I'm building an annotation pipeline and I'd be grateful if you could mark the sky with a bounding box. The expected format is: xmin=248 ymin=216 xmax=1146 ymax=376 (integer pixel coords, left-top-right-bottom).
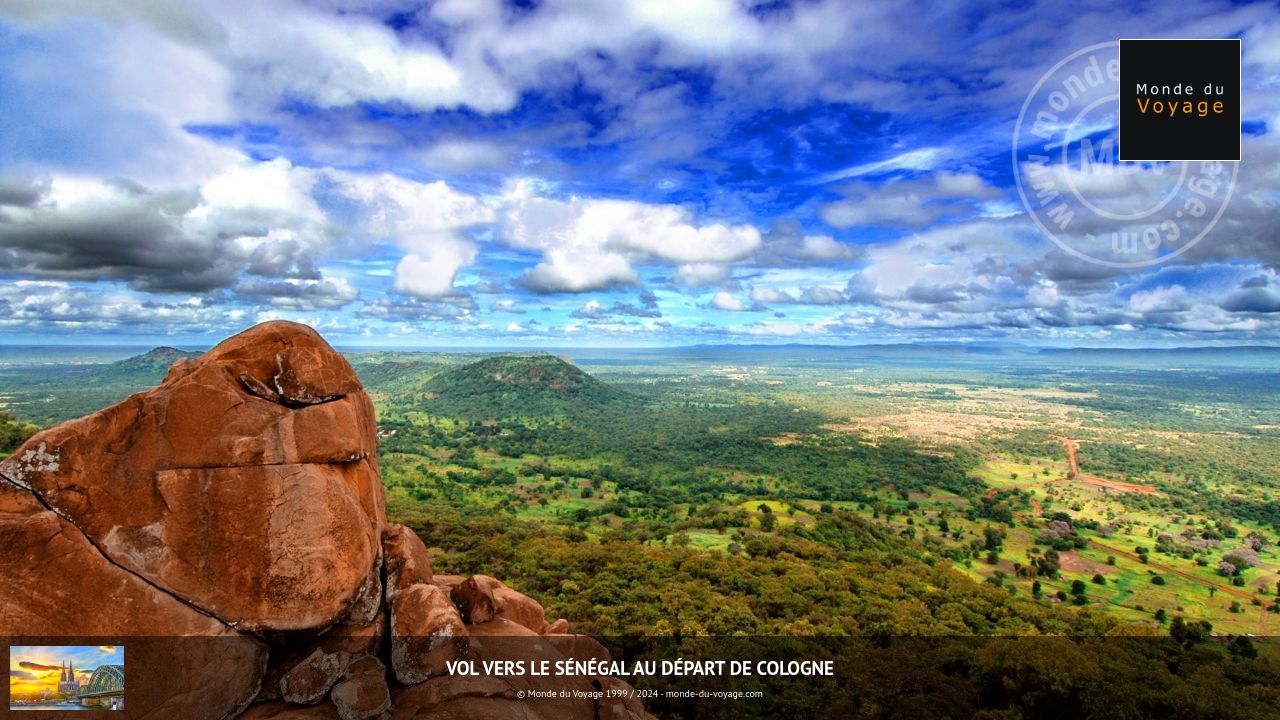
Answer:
xmin=8 ymin=645 xmax=122 ymax=698
xmin=0 ymin=0 xmax=1278 ymax=347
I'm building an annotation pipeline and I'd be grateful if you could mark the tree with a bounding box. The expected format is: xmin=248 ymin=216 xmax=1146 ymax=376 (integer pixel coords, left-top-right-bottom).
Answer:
xmin=759 ymin=513 xmax=777 ymax=532
xmin=1091 ymin=573 xmax=1106 ymax=585
xmin=1229 ymin=635 xmax=1258 ymax=659
xmin=1169 ymin=616 xmax=1211 ymax=645
xmin=1151 ymin=575 xmax=1166 ymax=586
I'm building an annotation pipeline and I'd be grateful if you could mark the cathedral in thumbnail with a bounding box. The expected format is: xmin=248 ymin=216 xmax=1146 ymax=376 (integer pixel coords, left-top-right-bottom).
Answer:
xmin=57 ymin=661 xmax=80 ymax=696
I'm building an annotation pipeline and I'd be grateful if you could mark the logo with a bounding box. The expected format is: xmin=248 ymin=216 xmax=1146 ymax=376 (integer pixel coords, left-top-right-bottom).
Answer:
xmin=1119 ymin=39 xmax=1241 ymax=161
xmin=1013 ymin=42 xmax=1237 ymax=268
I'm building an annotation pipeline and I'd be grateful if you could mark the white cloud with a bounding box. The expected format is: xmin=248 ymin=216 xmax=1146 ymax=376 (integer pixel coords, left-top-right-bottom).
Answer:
xmin=518 ymin=249 xmax=639 ymax=293
xmin=392 ymin=244 xmax=476 ymax=299
xmin=571 ymin=299 xmax=606 ymax=319
xmin=710 ymin=291 xmax=746 ymax=311
xmin=501 ymin=181 xmax=760 ymax=293
xmin=1128 ymin=285 xmax=1193 ymax=314
xmin=488 ymin=298 xmax=523 ymax=313
xmin=332 ymin=171 xmax=493 ymax=298
xmin=814 ymin=147 xmax=946 ymax=184
xmin=749 ymin=287 xmax=795 ymax=304
xmin=675 ymin=262 xmax=732 ymax=287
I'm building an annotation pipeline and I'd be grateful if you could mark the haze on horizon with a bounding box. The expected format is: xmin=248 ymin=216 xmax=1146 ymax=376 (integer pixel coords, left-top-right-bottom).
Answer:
xmin=0 ymin=1 xmax=1278 ymax=348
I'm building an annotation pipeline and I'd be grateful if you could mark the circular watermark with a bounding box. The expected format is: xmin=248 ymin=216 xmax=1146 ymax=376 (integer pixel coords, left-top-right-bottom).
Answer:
xmin=1012 ymin=41 xmax=1237 ymax=268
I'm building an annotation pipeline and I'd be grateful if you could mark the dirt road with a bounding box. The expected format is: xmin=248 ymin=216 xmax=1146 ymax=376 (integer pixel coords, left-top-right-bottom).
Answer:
xmin=1053 ymin=435 xmax=1158 ymax=494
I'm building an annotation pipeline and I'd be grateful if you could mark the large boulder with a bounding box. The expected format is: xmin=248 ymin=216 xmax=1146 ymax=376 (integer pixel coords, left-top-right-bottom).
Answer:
xmin=330 ymin=654 xmax=392 ymax=720
xmin=0 ymin=321 xmax=385 ymax=636
xmin=390 ymin=583 xmax=467 ymax=685
xmin=0 ymin=481 xmax=268 ymax=720
xmin=451 ymin=574 xmax=549 ymax=634
xmin=383 ymin=523 xmax=434 ymax=596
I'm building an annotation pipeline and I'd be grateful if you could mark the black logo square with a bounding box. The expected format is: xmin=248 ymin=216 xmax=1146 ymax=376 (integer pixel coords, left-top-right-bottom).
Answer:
xmin=1119 ymin=38 xmax=1240 ymax=161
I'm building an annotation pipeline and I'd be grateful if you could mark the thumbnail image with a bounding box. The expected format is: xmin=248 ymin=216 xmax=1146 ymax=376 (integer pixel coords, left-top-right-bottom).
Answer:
xmin=9 ymin=646 xmax=124 ymax=711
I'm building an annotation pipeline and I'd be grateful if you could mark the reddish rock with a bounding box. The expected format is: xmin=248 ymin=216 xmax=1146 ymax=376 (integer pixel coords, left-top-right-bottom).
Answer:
xmin=343 ymin=562 xmax=385 ymax=628
xmin=331 ymin=655 xmax=392 ymax=720
xmin=451 ymin=574 xmax=549 ymax=633
xmin=390 ymin=583 xmax=467 ymax=684
xmin=257 ymin=613 xmax=385 ymax=705
xmin=279 ymin=647 xmax=349 ymax=705
xmin=465 ymin=617 xmax=542 ymax=638
xmin=382 ymin=523 xmax=433 ymax=597
xmin=431 ymin=574 xmax=466 ymax=592
xmin=0 ymin=481 xmax=268 ymax=720
xmin=0 ymin=321 xmax=385 ymax=635
xmin=545 ymin=618 xmax=570 ymax=634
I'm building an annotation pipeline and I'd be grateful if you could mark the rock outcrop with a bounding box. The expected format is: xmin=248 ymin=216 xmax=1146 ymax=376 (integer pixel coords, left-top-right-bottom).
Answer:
xmin=0 ymin=321 xmax=652 ymax=720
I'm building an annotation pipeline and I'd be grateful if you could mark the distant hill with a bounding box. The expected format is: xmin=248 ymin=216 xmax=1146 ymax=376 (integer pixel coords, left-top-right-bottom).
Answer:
xmin=421 ymin=354 xmax=630 ymax=419
xmin=90 ymin=346 xmax=200 ymax=385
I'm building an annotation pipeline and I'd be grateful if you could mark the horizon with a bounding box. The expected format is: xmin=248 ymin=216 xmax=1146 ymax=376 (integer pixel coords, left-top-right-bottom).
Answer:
xmin=4 ymin=336 xmax=1280 ymax=353
xmin=1 ymin=2 xmax=1278 ymax=347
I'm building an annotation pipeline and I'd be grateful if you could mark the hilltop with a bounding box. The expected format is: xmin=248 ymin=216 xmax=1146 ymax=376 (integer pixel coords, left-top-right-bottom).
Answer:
xmin=89 ymin=346 xmax=200 ymax=384
xmin=421 ymin=353 xmax=631 ymax=419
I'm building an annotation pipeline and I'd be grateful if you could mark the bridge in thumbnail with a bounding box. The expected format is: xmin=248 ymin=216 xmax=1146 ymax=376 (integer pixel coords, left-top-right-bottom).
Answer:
xmin=75 ymin=664 xmax=125 ymax=710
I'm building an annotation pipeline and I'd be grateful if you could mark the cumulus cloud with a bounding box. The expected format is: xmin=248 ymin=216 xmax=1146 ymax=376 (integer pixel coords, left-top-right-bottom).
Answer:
xmin=750 ymin=284 xmax=846 ymax=306
xmin=332 ymin=171 xmax=493 ymax=298
xmin=517 ymin=249 xmax=639 ymax=293
xmin=710 ymin=291 xmax=760 ymax=312
xmin=0 ymin=160 xmax=339 ymax=298
xmin=501 ymin=182 xmax=760 ymax=293
xmin=752 ymin=220 xmax=862 ymax=267
xmin=749 ymin=287 xmax=795 ymax=305
xmin=674 ymin=262 xmax=733 ymax=288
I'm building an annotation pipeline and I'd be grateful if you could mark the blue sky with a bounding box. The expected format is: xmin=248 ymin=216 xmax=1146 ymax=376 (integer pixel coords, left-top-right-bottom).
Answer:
xmin=0 ymin=0 xmax=1278 ymax=347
